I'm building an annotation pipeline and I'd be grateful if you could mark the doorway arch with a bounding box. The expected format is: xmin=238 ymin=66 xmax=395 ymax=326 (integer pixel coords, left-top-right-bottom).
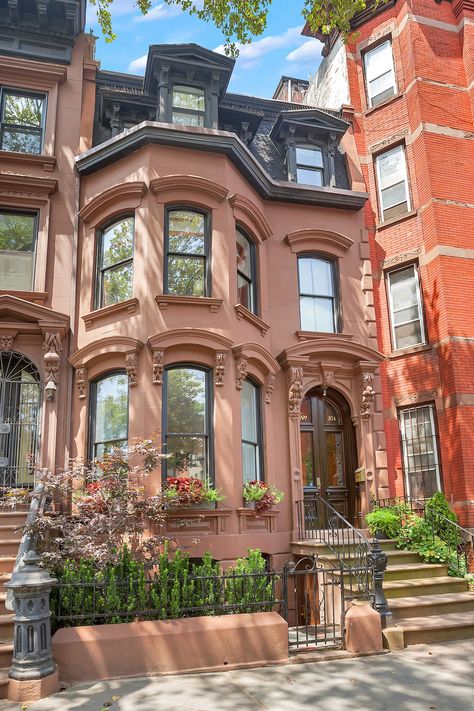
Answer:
xmin=300 ymin=387 xmax=357 ymax=523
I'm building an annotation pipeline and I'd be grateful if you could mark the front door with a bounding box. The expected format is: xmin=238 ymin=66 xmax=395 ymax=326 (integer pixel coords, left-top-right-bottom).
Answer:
xmin=300 ymin=388 xmax=356 ymax=523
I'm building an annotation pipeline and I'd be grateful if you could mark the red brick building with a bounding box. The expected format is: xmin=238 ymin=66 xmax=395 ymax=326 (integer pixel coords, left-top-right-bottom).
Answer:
xmin=301 ymin=0 xmax=474 ymax=526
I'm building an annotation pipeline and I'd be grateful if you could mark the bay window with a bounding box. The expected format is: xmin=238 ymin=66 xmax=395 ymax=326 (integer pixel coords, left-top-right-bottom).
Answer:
xmin=165 ymin=209 xmax=209 ymax=296
xmin=375 ymin=145 xmax=410 ymax=222
xmin=96 ymin=216 xmax=134 ymax=308
xmin=89 ymin=372 xmax=129 ymax=460
xmin=0 ymin=89 xmax=46 ymax=154
xmin=0 ymin=210 xmax=38 ymax=291
xmin=364 ymin=40 xmax=397 ymax=108
xmin=298 ymin=255 xmax=338 ymax=333
xmin=241 ymin=379 xmax=263 ymax=483
xmin=387 ymin=264 xmax=425 ymax=350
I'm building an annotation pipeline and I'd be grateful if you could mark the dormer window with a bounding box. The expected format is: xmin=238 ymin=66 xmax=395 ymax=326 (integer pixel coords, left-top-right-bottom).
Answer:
xmin=296 ymin=146 xmax=325 ymax=187
xmin=172 ymin=86 xmax=205 ymax=127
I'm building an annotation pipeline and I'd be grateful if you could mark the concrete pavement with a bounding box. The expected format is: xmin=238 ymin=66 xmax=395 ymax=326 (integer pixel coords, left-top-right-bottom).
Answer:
xmin=14 ymin=640 xmax=474 ymax=710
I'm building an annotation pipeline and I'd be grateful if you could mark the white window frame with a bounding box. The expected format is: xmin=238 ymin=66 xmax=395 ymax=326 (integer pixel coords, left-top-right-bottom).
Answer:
xmin=387 ymin=263 xmax=426 ymax=351
xmin=398 ymin=403 xmax=442 ymax=499
xmin=375 ymin=144 xmax=411 ymax=222
xmin=364 ymin=39 xmax=397 ymax=108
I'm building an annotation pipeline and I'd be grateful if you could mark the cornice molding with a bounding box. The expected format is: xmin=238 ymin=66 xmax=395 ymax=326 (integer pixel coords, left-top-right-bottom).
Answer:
xmin=148 ymin=328 xmax=233 ymax=352
xmin=0 ymin=152 xmax=56 ymax=173
xmin=278 ymin=335 xmax=385 ymax=367
xmin=155 ymin=294 xmax=223 ymax=312
xmin=75 ymin=123 xmax=368 ymax=211
xmin=0 ymin=295 xmax=68 ymax=336
xmin=285 ymin=228 xmax=353 ymax=255
xmin=82 ymin=298 xmax=139 ymax=330
xmin=69 ymin=337 xmax=144 ymax=368
xmin=229 ymin=193 xmax=272 ymax=242
xmin=0 ymin=56 xmax=67 ymax=88
xmin=232 ymin=342 xmax=279 ymax=375
xmin=150 ymin=175 xmax=229 ymax=204
xmin=79 ymin=181 xmax=147 ymax=225
xmin=0 ymin=173 xmax=58 ymax=203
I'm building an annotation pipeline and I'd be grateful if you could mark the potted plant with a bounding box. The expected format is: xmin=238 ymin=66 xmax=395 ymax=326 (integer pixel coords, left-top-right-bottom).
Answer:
xmin=162 ymin=476 xmax=223 ymax=509
xmin=242 ymin=481 xmax=284 ymax=514
xmin=365 ymin=507 xmax=401 ymax=540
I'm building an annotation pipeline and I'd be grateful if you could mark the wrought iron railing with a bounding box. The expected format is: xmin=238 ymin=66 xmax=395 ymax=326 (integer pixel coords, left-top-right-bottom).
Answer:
xmin=296 ymin=492 xmax=374 ymax=600
xmin=373 ymin=495 xmax=474 ymax=578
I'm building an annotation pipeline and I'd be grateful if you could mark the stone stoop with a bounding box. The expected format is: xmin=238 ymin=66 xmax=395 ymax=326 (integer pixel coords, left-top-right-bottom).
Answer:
xmin=0 ymin=510 xmax=26 ymax=699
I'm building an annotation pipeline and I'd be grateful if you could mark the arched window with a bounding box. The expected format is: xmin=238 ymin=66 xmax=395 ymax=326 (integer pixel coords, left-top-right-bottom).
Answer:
xmin=95 ymin=216 xmax=134 ymax=309
xmin=165 ymin=209 xmax=210 ymax=297
xmin=236 ymin=227 xmax=257 ymax=314
xmin=0 ymin=352 xmax=40 ymax=488
xmin=298 ymin=255 xmax=339 ymax=333
xmin=89 ymin=371 xmax=128 ymax=459
xmin=163 ymin=365 xmax=213 ymax=482
xmin=240 ymin=379 xmax=263 ymax=482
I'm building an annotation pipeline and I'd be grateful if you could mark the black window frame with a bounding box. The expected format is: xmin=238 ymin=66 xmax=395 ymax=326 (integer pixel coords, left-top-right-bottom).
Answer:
xmin=397 ymin=402 xmax=443 ymax=500
xmin=171 ymin=84 xmax=207 ymax=127
xmin=88 ymin=370 xmax=129 ymax=461
xmin=0 ymin=87 xmax=47 ymax=155
xmin=164 ymin=206 xmax=211 ymax=297
xmin=240 ymin=377 xmax=264 ymax=483
xmin=162 ymin=364 xmax=215 ymax=485
xmin=297 ymin=253 xmax=341 ymax=333
xmin=94 ymin=214 xmax=135 ymax=310
xmin=236 ymin=225 xmax=258 ymax=315
xmin=0 ymin=208 xmax=39 ymax=291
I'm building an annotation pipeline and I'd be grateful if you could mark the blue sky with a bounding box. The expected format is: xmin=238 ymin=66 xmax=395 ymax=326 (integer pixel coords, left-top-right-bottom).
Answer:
xmin=86 ymin=1 xmax=324 ymax=98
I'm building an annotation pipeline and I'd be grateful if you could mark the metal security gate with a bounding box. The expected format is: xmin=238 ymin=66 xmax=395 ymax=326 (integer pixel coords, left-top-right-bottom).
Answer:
xmin=282 ymin=557 xmax=345 ymax=650
xmin=0 ymin=352 xmax=41 ymax=489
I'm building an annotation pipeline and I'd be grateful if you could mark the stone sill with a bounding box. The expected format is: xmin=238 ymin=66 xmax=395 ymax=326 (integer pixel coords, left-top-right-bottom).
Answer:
xmin=296 ymin=330 xmax=353 ymax=342
xmin=0 ymin=290 xmax=47 ymax=305
xmin=156 ymin=294 xmax=223 ymax=312
xmin=376 ymin=210 xmax=418 ymax=231
xmin=0 ymin=150 xmax=56 ymax=172
xmin=82 ymin=297 xmax=139 ymax=329
xmin=364 ymin=91 xmax=403 ymax=117
xmin=234 ymin=304 xmax=270 ymax=336
xmin=388 ymin=343 xmax=432 ymax=359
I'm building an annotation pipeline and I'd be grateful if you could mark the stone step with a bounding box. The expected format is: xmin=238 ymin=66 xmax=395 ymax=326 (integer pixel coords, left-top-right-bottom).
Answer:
xmin=383 ymin=576 xmax=468 ymax=599
xmin=383 ymin=563 xmax=449 ymax=581
xmin=389 ymin=592 xmax=474 ymax=620
xmin=0 ymin=558 xmax=16 ymax=575
xmin=0 ymin=575 xmax=11 ymax=594
xmin=0 ymin=668 xmax=9 ymax=700
xmin=396 ymin=611 xmax=474 ymax=646
xmin=0 ymin=540 xmax=21 ymax=556
xmin=0 ymin=595 xmax=8 ymax=616
xmin=313 ymin=549 xmax=422 ymax=568
xmin=0 ymin=512 xmax=27 ymax=527
xmin=0 ymin=525 xmax=22 ymax=538
xmin=0 ymin=643 xmax=14 ymax=670
xmin=0 ymin=615 xmax=14 ymax=637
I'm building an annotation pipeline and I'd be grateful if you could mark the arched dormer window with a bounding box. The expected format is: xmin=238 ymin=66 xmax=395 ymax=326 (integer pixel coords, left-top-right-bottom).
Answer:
xmin=236 ymin=226 xmax=257 ymax=315
xmin=172 ymin=86 xmax=205 ymax=127
xmin=298 ymin=255 xmax=340 ymax=333
xmin=95 ymin=216 xmax=134 ymax=309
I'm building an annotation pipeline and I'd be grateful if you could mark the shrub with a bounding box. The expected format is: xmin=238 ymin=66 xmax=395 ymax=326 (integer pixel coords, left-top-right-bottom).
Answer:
xmin=424 ymin=492 xmax=460 ymax=547
xmin=365 ymin=508 xmax=401 ymax=538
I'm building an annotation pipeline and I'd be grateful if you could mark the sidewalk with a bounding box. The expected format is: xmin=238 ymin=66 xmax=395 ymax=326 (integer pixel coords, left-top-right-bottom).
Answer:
xmin=15 ymin=640 xmax=474 ymax=710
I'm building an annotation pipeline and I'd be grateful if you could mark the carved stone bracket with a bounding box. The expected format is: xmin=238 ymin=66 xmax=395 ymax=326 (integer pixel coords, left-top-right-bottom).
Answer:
xmin=125 ymin=352 xmax=139 ymax=387
xmin=76 ymin=367 xmax=88 ymax=400
xmin=152 ymin=349 xmax=164 ymax=385
xmin=235 ymin=356 xmax=248 ymax=390
xmin=42 ymin=332 xmax=63 ymax=384
xmin=0 ymin=333 xmax=15 ymax=351
xmin=265 ymin=374 xmax=276 ymax=404
xmin=360 ymin=370 xmax=375 ymax=420
xmin=215 ymin=352 xmax=226 ymax=387
xmin=288 ymin=366 xmax=304 ymax=420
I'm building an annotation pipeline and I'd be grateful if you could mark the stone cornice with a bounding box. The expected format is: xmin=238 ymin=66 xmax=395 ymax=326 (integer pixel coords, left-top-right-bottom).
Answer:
xmin=231 ymin=342 xmax=279 ymax=375
xmin=0 ymin=152 xmax=56 ymax=173
xmin=278 ymin=335 xmax=385 ymax=367
xmin=0 ymin=173 xmax=58 ymax=202
xmin=0 ymin=55 xmax=67 ymax=88
xmin=79 ymin=181 xmax=147 ymax=225
xmin=147 ymin=328 xmax=233 ymax=352
xmin=69 ymin=337 xmax=144 ymax=368
xmin=0 ymin=294 xmax=69 ymax=337
xmin=150 ymin=175 xmax=229 ymax=204
xmin=285 ymin=228 xmax=353 ymax=255
xmin=229 ymin=194 xmax=272 ymax=242
xmin=75 ymin=123 xmax=368 ymax=211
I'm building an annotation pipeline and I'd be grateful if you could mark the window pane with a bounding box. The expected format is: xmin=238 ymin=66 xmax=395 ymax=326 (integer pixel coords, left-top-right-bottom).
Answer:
xmin=300 ymin=296 xmax=335 ymax=332
xmin=101 ymin=218 xmax=134 ymax=269
xmin=377 ymin=146 xmax=406 ymax=190
xmin=172 ymin=87 xmax=205 ymax=111
xmin=369 ymin=72 xmax=395 ymax=105
xmin=168 ymin=211 xmax=205 ymax=254
xmin=299 ymin=258 xmax=333 ymax=297
xmin=399 ymin=404 xmax=441 ymax=499
xmin=237 ymin=274 xmax=252 ymax=310
xmin=326 ymin=431 xmax=344 ymax=487
xmin=167 ymin=368 xmax=206 ymax=435
xmin=241 ymin=380 xmax=258 ymax=444
xmin=296 ymin=146 xmax=323 ymax=168
xmin=102 ymin=262 xmax=133 ymax=306
xmin=236 ymin=229 xmax=252 ymax=278
xmin=172 ymin=112 xmax=204 ymax=127
xmin=168 ymin=255 xmax=205 ymax=296
xmin=381 ymin=181 xmax=407 ymax=210
xmin=394 ymin=321 xmax=423 ymax=349
xmin=94 ymin=440 xmax=127 ymax=459
xmin=300 ymin=397 xmax=312 ymax=424
xmin=94 ymin=374 xmax=128 ymax=445
xmin=1 ymin=129 xmax=41 ymax=154
xmin=393 ymin=305 xmax=420 ymax=326
xmin=3 ymin=93 xmax=43 ymax=127
xmin=300 ymin=431 xmax=315 ymax=487
xmin=390 ymin=266 xmax=417 ymax=309
xmin=0 ymin=212 xmax=36 ymax=290
xmin=242 ymin=442 xmax=258 ymax=483
xmin=165 ymin=435 xmax=207 ymax=479
xmin=365 ymin=41 xmax=394 ymax=82
xmin=296 ymin=167 xmax=323 ymax=186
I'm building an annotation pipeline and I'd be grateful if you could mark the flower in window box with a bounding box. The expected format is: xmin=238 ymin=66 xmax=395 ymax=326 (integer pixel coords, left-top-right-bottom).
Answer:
xmin=162 ymin=476 xmax=223 ymax=509
xmin=242 ymin=481 xmax=284 ymax=514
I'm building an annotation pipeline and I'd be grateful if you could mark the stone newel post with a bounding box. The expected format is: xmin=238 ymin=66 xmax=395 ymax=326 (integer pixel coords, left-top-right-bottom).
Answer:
xmin=5 ymin=550 xmax=58 ymax=702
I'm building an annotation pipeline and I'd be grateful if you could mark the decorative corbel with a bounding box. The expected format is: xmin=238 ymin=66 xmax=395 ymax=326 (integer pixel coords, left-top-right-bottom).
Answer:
xmin=110 ymin=103 xmax=121 ymax=137
xmin=76 ymin=367 xmax=88 ymax=400
xmin=288 ymin=366 xmax=304 ymax=420
xmin=0 ymin=333 xmax=15 ymax=351
xmin=360 ymin=370 xmax=375 ymax=420
xmin=152 ymin=349 xmax=164 ymax=385
xmin=125 ymin=352 xmax=139 ymax=387
xmin=215 ymin=352 xmax=226 ymax=387
xmin=235 ymin=355 xmax=248 ymax=390
xmin=43 ymin=332 xmax=62 ymax=384
xmin=265 ymin=374 xmax=276 ymax=404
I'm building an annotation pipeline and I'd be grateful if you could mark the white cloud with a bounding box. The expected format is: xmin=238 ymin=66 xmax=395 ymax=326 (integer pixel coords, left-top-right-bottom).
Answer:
xmin=134 ymin=3 xmax=181 ymax=23
xmin=214 ymin=26 xmax=304 ymax=67
xmin=128 ymin=53 xmax=148 ymax=73
xmin=286 ymin=39 xmax=322 ymax=63
xmin=86 ymin=0 xmax=136 ymax=28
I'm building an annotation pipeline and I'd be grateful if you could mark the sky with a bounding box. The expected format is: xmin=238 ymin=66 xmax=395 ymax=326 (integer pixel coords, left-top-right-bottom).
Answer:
xmin=86 ymin=1 xmax=324 ymax=98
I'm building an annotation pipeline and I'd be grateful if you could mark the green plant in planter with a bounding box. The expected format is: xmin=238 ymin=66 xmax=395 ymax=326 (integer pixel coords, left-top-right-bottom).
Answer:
xmin=365 ymin=508 xmax=401 ymax=539
xmin=242 ymin=481 xmax=284 ymax=514
xmin=162 ymin=476 xmax=224 ymax=508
